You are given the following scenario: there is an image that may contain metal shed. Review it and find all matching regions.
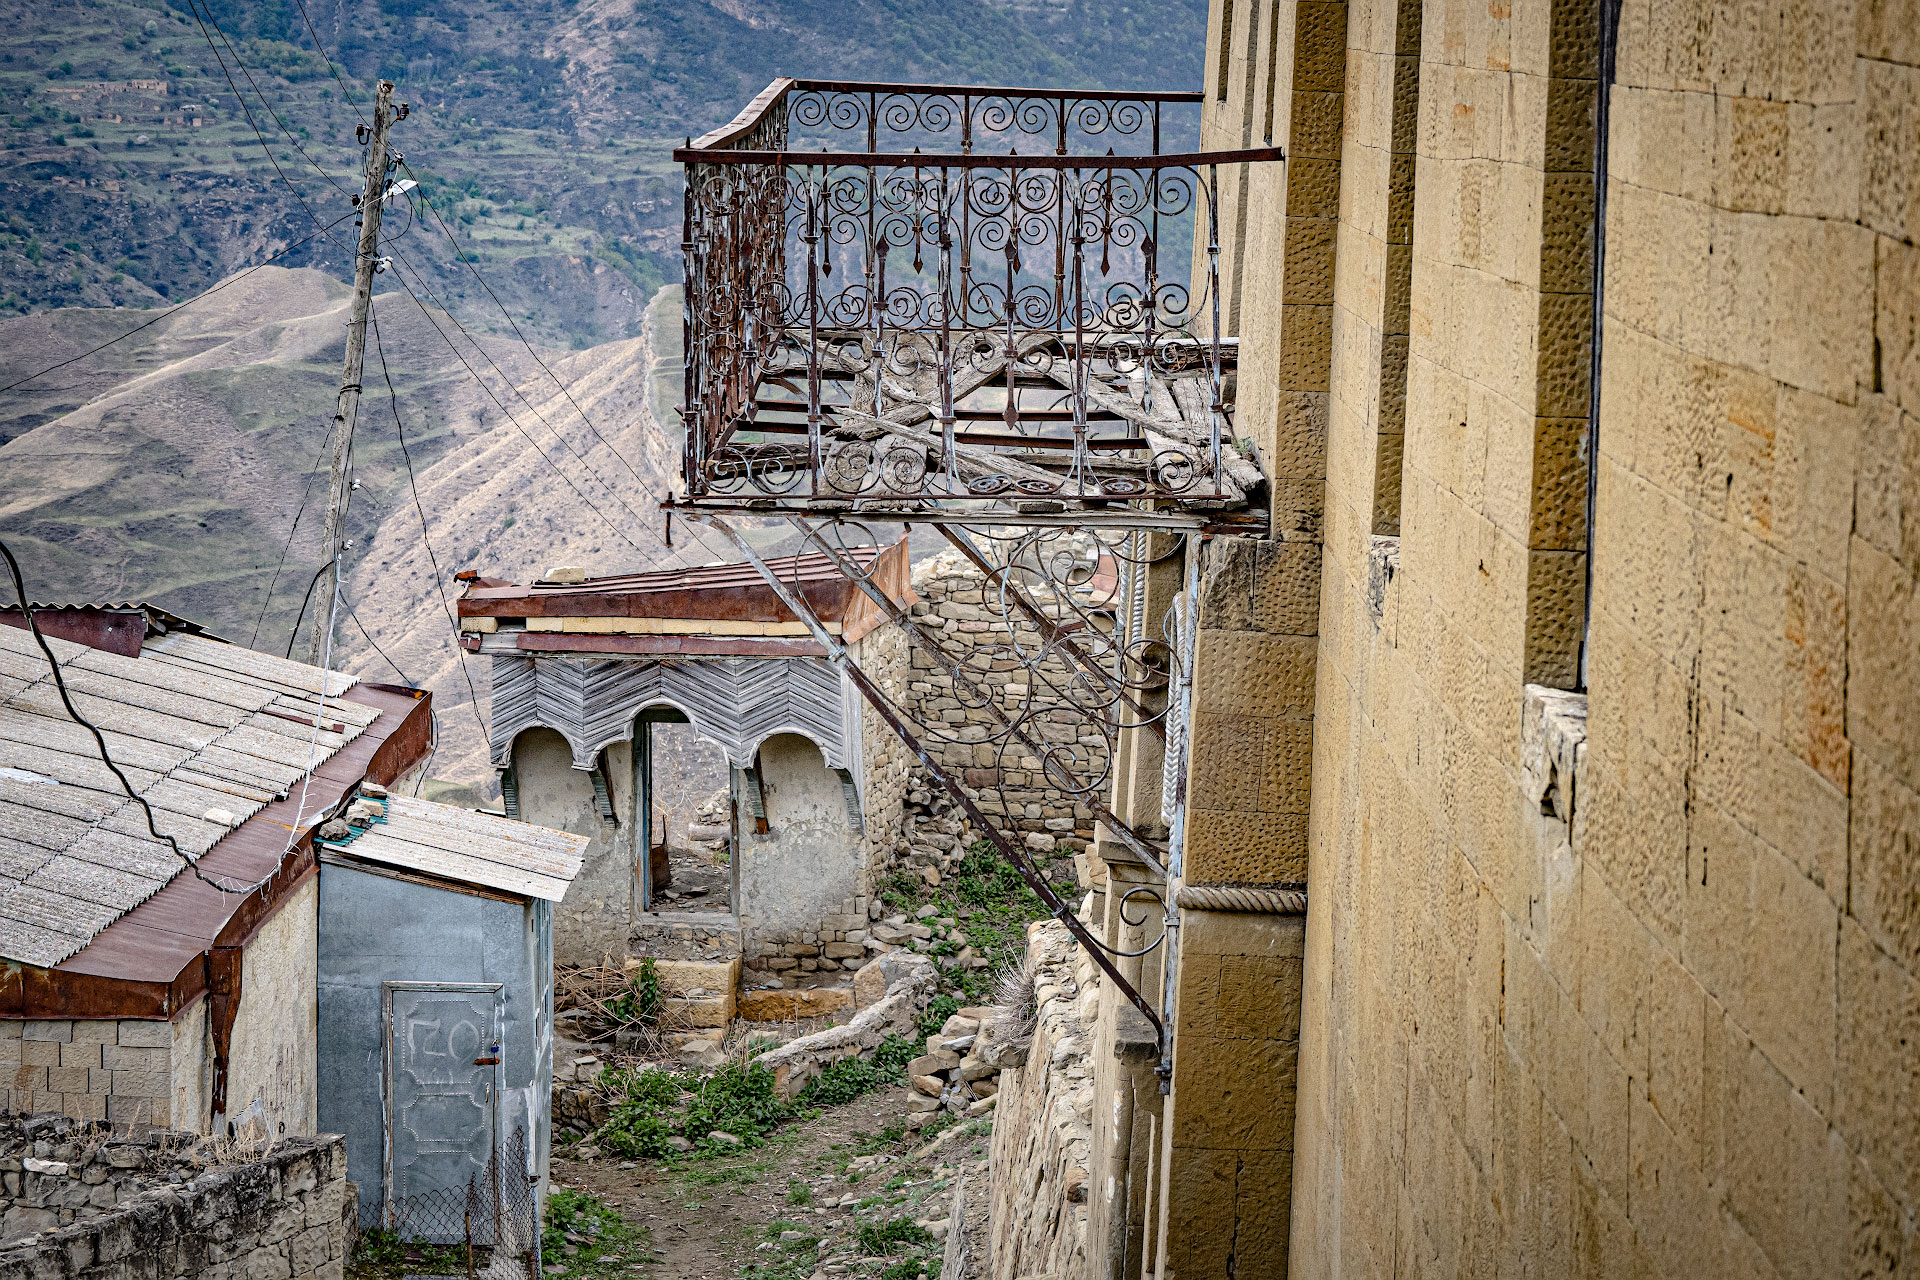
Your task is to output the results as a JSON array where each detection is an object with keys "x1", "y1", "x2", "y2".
[{"x1": 313, "y1": 793, "x2": 586, "y2": 1229}]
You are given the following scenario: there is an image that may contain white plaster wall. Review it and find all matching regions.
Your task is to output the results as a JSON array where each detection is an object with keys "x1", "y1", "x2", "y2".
[
  {"x1": 515, "y1": 727, "x2": 630, "y2": 966},
  {"x1": 738, "y1": 733, "x2": 863, "y2": 938},
  {"x1": 222, "y1": 875, "x2": 318, "y2": 1137},
  {"x1": 168, "y1": 1001, "x2": 209, "y2": 1132}
]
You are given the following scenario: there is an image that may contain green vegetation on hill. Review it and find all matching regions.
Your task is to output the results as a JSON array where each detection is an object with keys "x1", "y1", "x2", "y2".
[{"x1": 0, "y1": 0, "x2": 1205, "y2": 348}]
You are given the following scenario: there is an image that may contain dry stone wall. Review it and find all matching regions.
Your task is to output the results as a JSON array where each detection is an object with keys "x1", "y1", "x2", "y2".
[
  {"x1": 985, "y1": 920, "x2": 1096, "y2": 1280},
  {"x1": 0, "y1": 1115, "x2": 351, "y2": 1280},
  {"x1": 891, "y1": 550, "x2": 1111, "y2": 862}
]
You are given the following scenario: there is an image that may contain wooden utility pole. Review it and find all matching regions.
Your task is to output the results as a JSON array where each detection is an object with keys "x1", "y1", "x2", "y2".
[{"x1": 308, "y1": 79, "x2": 397, "y2": 667}]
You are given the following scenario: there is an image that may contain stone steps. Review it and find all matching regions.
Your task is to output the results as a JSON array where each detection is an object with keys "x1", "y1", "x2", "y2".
[{"x1": 651, "y1": 957, "x2": 739, "y2": 1029}]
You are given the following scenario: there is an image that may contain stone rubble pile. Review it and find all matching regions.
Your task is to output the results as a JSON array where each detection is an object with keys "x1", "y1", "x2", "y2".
[
  {"x1": 687, "y1": 789, "x2": 731, "y2": 848},
  {"x1": 881, "y1": 781, "x2": 975, "y2": 891},
  {"x1": 899, "y1": 1006, "x2": 1029, "y2": 1131}
]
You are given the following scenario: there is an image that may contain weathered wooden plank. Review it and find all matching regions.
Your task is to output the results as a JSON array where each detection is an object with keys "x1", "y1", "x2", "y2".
[{"x1": 330, "y1": 831, "x2": 568, "y2": 902}]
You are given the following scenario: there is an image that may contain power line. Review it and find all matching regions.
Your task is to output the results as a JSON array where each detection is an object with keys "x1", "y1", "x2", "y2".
[
  {"x1": 368, "y1": 298, "x2": 492, "y2": 740},
  {"x1": 173, "y1": 18, "x2": 659, "y2": 557},
  {"x1": 187, "y1": 0, "x2": 354, "y2": 198},
  {"x1": 247, "y1": 415, "x2": 337, "y2": 648},
  {"x1": 377, "y1": 255, "x2": 651, "y2": 554},
  {"x1": 289, "y1": 0, "x2": 369, "y2": 127},
  {"x1": 383, "y1": 238, "x2": 660, "y2": 539},
  {"x1": 0, "y1": 211, "x2": 357, "y2": 395},
  {"x1": 344, "y1": 597, "x2": 414, "y2": 686},
  {"x1": 0, "y1": 537, "x2": 281, "y2": 897},
  {"x1": 395, "y1": 158, "x2": 653, "y2": 488},
  {"x1": 181, "y1": 0, "x2": 351, "y2": 255}
]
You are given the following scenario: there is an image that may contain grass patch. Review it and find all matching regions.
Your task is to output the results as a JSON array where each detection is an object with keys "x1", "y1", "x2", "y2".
[
  {"x1": 348, "y1": 1228, "x2": 465, "y2": 1278},
  {"x1": 797, "y1": 1033, "x2": 921, "y2": 1107},
  {"x1": 592, "y1": 1060, "x2": 803, "y2": 1161},
  {"x1": 540, "y1": 1188, "x2": 654, "y2": 1278},
  {"x1": 857, "y1": 1216, "x2": 935, "y2": 1255}
]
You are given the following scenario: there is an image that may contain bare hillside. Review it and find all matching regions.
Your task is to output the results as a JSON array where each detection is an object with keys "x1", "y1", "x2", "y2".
[{"x1": 0, "y1": 268, "x2": 743, "y2": 789}]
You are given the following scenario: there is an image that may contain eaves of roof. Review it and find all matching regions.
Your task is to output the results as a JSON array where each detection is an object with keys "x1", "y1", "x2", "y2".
[{"x1": 0, "y1": 683, "x2": 432, "y2": 1020}]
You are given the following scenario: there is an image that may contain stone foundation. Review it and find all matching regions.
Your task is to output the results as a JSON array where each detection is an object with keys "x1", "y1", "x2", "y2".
[
  {"x1": 985, "y1": 921, "x2": 1097, "y2": 1280},
  {"x1": 0, "y1": 1116, "x2": 352, "y2": 1280}
]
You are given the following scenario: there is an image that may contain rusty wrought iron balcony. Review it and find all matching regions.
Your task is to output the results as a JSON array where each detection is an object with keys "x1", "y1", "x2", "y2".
[{"x1": 671, "y1": 79, "x2": 1283, "y2": 525}]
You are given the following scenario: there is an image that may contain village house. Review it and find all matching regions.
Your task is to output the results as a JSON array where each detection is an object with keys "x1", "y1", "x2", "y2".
[
  {"x1": 0, "y1": 602, "x2": 584, "y2": 1236},
  {"x1": 455, "y1": 543, "x2": 914, "y2": 1021}
]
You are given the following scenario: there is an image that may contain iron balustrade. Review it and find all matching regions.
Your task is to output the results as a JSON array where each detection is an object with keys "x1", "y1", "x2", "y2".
[{"x1": 675, "y1": 79, "x2": 1283, "y2": 515}]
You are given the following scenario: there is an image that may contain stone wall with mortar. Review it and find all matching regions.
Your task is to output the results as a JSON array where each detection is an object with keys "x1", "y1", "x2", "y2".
[
  {"x1": 0, "y1": 1119, "x2": 352, "y2": 1280},
  {"x1": 984, "y1": 920, "x2": 1095, "y2": 1280},
  {"x1": 1278, "y1": 1, "x2": 1920, "y2": 1278}
]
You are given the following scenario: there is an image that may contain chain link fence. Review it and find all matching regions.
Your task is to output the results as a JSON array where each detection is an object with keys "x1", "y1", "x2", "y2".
[{"x1": 351, "y1": 1127, "x2": 542, "y2": 1280}]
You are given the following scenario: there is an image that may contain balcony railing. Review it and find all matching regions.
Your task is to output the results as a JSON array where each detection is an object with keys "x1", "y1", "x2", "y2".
[{"x1": 673, "y1": 79, "x2": 1283, "y2": 520}]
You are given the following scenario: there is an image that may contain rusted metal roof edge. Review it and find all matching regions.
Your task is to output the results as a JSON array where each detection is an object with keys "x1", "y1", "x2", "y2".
[
  {"x1": 0, "y1": 684, "x2": 432, "y2": 1020},
  {"x1": 457, "y1": 545, "x2": 900, "y2": 622}
]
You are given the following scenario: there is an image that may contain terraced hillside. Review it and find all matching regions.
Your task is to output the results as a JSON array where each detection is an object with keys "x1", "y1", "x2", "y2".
[{"x1": 0, "y1": 0, "x2": 1205, "y2": 347}]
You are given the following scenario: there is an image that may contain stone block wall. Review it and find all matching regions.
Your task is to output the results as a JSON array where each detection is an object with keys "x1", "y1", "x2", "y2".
[
  {"x1": 985, "y1": 921, "x2": 1095, "y2": 1280},
  {"x1": 895, "y1": 550, "x2": 1110, "y2": 858},
  {"x1": 3, "y1": 1020, "x2": 181, "y2": 1130},
  {"x1": 1277, "y1": 1, "x2": 1920, "y2": 1279},
  {"x1": 0, "y1": 1118, "x2": 352, "y2": 1280}
]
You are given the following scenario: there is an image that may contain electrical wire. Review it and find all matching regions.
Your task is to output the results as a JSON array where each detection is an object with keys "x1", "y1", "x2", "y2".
[
  {"x1": 187, "y1": 0, "x2": 354, "y2": 199},
  {"x1": 381, "y1": 233, "x2": 663, "y2": 542},
  {"x1": 378, "y1": 255, "x2": 651, "y2": 554},
  {"x1": 283, "y1": 560, "x2": 332, "y2": 659},
  {"x1": 396, "y1": 159, "x2": 653, "y2": 489},
  {"x1": 0, "y1": 538, "x2": 283, "y2": 896},
  {"x1": 181, "y1": 0, "x2": 352, "y2": 257},
  {"x1": 344, "y1": 597, "x2": 414, "y2": 685},
  {"x1": 248, "y1": 416, "x2": 337, "y2": 648},
  {"x1": 368, "y1": 298, "x2": 492, "y2": 741},
  {"x1": 289, "y1": 0, "x2": 369, "y2": 127},
  {"x1": 0, "y1": 211, "x2": 357, "y2": 395}
]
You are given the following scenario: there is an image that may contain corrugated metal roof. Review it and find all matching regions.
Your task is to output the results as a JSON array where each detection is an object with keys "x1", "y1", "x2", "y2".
[
  {"x1": 319, "y1": 794, "x2": 586, "y2": 902},
  {"x1": 0, "y1": 623, "x2": 370, "y2": 968},
  {"x1": 456, "y1": 540, "x2": 916, "y2": 647}
]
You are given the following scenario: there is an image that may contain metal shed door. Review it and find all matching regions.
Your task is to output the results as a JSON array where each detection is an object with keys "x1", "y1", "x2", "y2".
[{"x1": 383, "y1": 982, "x2": 503, "y2": 1214}]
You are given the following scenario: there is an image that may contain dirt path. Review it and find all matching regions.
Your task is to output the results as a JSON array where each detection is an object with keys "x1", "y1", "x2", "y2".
[{"x1": 548, "y1": 1086, "x2": 988, "y2": 1280}]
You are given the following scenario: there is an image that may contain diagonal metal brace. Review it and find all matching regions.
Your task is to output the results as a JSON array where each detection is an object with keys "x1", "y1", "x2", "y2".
[
  {"x1": 936, "y1": 523, "x2": 1168, "y2": 742},
  {"x1": 697, "y1": 514, "x2": 1167, "y2": 1049},
  {"x1": 786, "y1": 517, "x2": 1174, "y2": 880}
]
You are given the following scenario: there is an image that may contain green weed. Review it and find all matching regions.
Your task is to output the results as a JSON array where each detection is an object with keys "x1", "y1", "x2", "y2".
[
  {"x1": 857, "y1": 1216, "x2": 934, "y2": 1255},
  {"x1": 540, "y1": 1188, "x2": 654, "y2": 1278}
]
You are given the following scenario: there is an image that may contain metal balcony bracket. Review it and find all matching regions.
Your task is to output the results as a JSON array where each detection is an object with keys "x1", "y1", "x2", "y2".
[{"x1": 699, "y1": 513, "x2": 1170, "y2": 1050}]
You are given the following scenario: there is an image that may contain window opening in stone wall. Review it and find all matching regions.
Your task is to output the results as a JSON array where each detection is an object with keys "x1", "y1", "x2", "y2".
[
  {"x1": 635, "y1": 711, "x2": 734, "y2": 917},
  {"x1": 1577, "y1": 0, "x2": 1623, "y2": 690},
  {"x1": 1261, "y1": 0, "x2": 1283, "y2": 143},
  {"x1": 1372, "y1": 0, "x2": 1423, "y2": 536},
  {"x1": 1217, "y1": 0, "x2": 1236, "y2": 100}
]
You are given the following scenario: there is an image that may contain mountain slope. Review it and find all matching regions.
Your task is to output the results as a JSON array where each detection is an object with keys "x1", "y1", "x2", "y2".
[
  {"x1": 0, "y1": 269, "x2": 742, "y2": 785},
  {"x1": 0, "y1": 0, "x2": 1206, "y2": 347}
]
